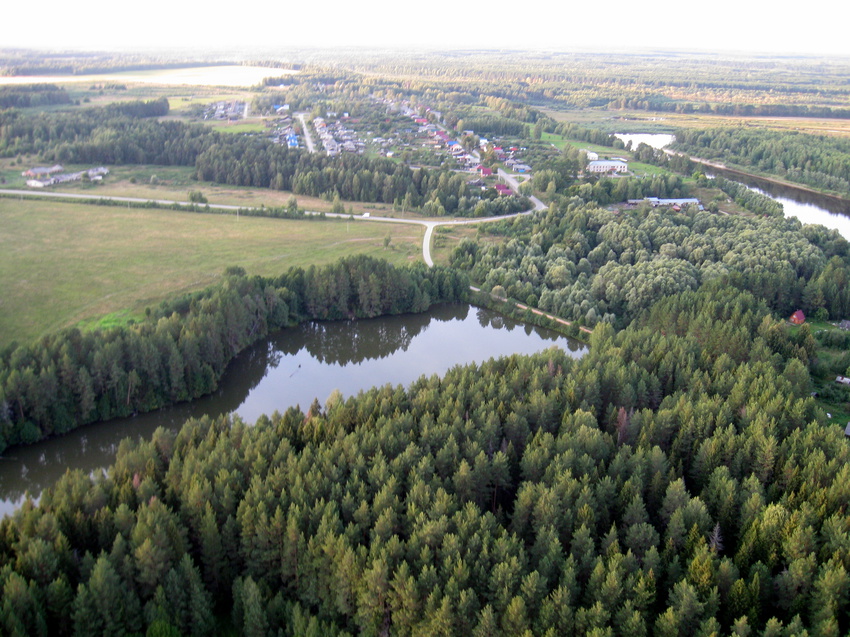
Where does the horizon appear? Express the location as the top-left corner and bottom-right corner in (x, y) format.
(6, 0), (850, 60)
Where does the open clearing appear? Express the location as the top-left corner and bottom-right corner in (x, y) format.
(0, 198), (423, 347)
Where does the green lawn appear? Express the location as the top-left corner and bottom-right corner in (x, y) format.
(0, 198), (424, 348)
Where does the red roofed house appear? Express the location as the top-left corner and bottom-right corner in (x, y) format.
(478, 166), (493, 176)
(790, 310), (806, 325)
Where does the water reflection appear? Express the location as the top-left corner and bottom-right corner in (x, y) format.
(0, 304), (585, 515)
(707, 167), (850, 240)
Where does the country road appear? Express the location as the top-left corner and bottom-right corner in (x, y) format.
(2, 187), (584, 335)
(0, 188), (536, 267)
(296, 113), (316, 153)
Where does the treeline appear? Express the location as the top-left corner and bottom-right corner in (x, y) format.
(4, 284), (850, 634)
(101, 96), (170, 118)
(672, 127), (850, 194)
(337, 51), (850, 114)
(0, 257), (468, 453)
(711, 176), (784, 217)
(0, 102), (522, 216)
(457, 116), (528, 138)
(607, 97), (850, 119)
(0, 84), (71, 109)
(0, 52), (227, 77)
(555, 123), (624, 148)
(570, 175), (687, 205)
(451, 199), (850, 328)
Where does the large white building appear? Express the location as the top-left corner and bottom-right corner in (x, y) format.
(587, 160), (628, 173)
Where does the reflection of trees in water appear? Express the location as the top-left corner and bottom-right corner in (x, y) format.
(0, 303), (587, 507)
(298, 315), (430, 365)
(710, 167), (850, 215)
(0, 340), (281, 504)
(277, 305), (469, 366)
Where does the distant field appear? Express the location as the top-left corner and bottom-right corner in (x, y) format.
(207, 119), (269, 134)
(0, 198), (424, 348)
(543, 107), (850, 138)
(0, 158), (405, 217)
(0, 65), (297, 88)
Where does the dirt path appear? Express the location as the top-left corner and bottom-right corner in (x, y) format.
(470, 286), (593, 335)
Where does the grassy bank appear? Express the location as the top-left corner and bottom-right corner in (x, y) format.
(0, 198), (424, 347)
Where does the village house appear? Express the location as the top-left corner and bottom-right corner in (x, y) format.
(790, 310), (806, 325)
(22, 165), (63, 178)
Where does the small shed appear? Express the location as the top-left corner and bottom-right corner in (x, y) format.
(790, 310), (806, 325)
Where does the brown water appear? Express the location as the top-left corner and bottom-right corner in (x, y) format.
(0, 304), (585, 517)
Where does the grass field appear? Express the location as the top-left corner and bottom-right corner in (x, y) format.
(0, 157), (410, 217)
(0, 198), (425, 348)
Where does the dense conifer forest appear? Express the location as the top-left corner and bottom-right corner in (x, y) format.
(2, 282), (847, 636)
(3, 49), (850, 636)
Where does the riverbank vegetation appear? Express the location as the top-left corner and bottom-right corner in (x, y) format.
(672, 127), (850, 196)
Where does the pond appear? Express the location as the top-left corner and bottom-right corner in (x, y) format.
(0, 304), (585, 517)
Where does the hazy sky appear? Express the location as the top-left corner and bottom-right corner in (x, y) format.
(5, 0), (850, 57)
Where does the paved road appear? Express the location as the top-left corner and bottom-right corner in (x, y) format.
(296, 113), (316, 153)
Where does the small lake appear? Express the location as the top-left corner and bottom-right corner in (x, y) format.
(615, 133), (675, 150)
(0, 304), (585, 517)
(0, 65), (297, 87)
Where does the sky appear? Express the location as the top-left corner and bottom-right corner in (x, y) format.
(5, 0), (850, 57)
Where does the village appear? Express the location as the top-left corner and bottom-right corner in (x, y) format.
(23, 165), (109, 188)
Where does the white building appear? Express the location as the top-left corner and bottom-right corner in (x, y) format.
(587, 160), (628, 173)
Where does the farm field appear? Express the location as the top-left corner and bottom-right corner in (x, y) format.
(0, 198), (423, 347)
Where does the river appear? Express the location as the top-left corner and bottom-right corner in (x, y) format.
(0, 304), (585, 517)
(611, 133), (850, 240)
(704, 166), (850, 240)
